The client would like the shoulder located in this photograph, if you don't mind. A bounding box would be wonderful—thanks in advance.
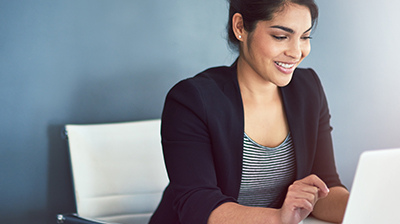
[163,64,241,125]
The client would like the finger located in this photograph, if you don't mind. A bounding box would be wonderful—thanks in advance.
[285,195,314,213]
[298,188,319,205]
[317,187,329,199]
[288,184,319,205]
[292,179,323,200]
[298,174,329,197]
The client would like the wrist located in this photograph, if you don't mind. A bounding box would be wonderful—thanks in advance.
[265,208,283,224]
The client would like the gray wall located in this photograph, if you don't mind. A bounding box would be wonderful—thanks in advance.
[0,1,233,223]
[1,0,399,223]
[302,0,400,189]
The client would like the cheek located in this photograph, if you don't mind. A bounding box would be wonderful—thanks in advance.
[250,36,279,59]
[259,43,281,59]
[302,43,311,58]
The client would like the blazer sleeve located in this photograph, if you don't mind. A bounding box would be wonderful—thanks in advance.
[161,78,237,224]
[308,69,345,189]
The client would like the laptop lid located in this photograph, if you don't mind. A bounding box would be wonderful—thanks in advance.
[342,148,400,224]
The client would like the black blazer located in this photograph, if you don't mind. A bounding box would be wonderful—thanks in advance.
[150,62,343,224]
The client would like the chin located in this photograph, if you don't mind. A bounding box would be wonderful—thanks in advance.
[275,75,293,87]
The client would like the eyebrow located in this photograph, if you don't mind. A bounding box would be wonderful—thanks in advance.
[270,25,312,34]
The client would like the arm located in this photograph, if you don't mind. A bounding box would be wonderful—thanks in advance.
[312,186,349,223]
[309,69,349,223]
[208,175,330,224]
[161,79,239,224]
[208,202,280,224]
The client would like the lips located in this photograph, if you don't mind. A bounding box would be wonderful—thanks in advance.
[274,61,297,74]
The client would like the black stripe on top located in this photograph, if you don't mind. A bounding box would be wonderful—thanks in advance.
[237,133,296,208]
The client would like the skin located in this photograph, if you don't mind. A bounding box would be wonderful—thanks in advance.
[236,2,312,148]
[207,3,349,224]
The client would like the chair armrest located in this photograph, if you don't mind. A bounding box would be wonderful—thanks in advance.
[57,213,120,224]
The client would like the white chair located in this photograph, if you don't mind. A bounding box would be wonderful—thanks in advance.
[57,119,169,224]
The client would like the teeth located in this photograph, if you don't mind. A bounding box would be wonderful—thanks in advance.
[275,62,295,69]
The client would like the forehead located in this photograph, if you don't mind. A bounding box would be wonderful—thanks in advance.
[268,3,312,29]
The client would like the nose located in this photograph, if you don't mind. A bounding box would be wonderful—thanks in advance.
[285,39,302,60]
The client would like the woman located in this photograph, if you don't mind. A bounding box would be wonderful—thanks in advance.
[150,0,349,223]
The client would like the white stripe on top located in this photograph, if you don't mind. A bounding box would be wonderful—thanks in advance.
[237,133,296,208]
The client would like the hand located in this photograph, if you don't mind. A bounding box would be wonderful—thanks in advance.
[279,174,330,224]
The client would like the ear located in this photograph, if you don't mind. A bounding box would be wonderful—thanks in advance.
[232,13,246,41]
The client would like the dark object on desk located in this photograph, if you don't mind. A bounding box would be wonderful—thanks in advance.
[57,213,113,224]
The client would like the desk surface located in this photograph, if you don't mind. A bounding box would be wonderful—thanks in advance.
[302,217,336,224]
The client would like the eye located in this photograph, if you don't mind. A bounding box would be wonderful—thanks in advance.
[272,35,287,40]
[301,36,312,40]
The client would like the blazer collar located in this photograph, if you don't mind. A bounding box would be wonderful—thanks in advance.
[280,76,309,180]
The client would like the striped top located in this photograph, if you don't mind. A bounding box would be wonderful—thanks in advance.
[237,133,296,208]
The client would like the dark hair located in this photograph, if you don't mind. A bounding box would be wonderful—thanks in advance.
[227,0,319,51]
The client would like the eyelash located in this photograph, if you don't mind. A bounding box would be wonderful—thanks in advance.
[272,35,287,40]
[272,35,312,40]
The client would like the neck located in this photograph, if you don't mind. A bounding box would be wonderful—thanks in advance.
[237,56,280,103]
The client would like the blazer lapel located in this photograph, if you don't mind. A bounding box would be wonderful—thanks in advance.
[221,63,245,198]
[280,84,310,180]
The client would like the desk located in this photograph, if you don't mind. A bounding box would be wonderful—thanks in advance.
[302,216,336,224]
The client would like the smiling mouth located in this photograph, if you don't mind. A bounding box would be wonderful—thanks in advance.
[275,61,296,69]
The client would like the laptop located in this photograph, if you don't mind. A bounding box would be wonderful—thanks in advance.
[301,148,400,224]
[342,148,400,224]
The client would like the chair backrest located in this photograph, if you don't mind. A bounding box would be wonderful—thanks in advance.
[65,119,169,224]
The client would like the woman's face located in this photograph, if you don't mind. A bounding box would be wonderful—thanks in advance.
[239,3,312,87]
